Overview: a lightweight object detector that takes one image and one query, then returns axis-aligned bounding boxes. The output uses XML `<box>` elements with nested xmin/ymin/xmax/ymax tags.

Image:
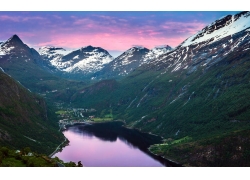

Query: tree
<box><xmin>22</xmin><ymin>147</ymin><xmax>31</xmax><ymax>155</ymax></box>
<box><xmin>77</xmin><ymin>161</ymin><xmax>83</xmax><ymax>167</ymax></box>
<box><xmin>0</xmin><ymin>152</ymin><xmax>3</xmax><ymax>164</ymax></box>
<box><xmin>0</xmin><ymin>147</ymin><xmax>9</xmax><ymax>157</ymax></box>
<box><xmin>65</xmin><ymin>161</ymin><xmax>76</xmax><ymax>167</ymax></box>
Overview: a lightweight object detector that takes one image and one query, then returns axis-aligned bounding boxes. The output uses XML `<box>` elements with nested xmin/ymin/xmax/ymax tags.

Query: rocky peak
<box><xmin>79</xmin><ymin>45</ymin><xmax>111</xmax><ymax>55</ymax></box>
<box><xmin>4</xmin><ymin>34</ymin><xmax>25</xmax><ymax>47</ymax></box>
<box><xmin>80</xmin><ymin>45</ymin><xmax>95</xmax><ymax>51</ymax></box>
<box><xmin>0</xmin><ymin>34</ymin><xmax>31</xmax><ymax>56</ymax></box>
<box><xmin>153</xmin><ymin>45</ymin><xmax>172</xmax><ymax>50</ymax></box>
<box><xmin>150</xmin><ymin>45</ymin><xmax>172</xmax><ymax>54</ymax></box>
<box><xmin>39</xmin><ymin>46</ymin><xmax>66</xmax><ymax>52</ymax></box>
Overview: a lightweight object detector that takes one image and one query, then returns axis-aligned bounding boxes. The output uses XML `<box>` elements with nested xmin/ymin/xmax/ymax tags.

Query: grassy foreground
<box><xmin>0</xmin><ymin>146</ymin><xmax>83</xmax><ymax>167</ymax></box>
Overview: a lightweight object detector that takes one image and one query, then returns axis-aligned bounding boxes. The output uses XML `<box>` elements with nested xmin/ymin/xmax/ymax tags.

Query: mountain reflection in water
<box><xmin>53</xmin><ymin>121</ymin><xmax>180</xmax><ymax>167</ymax></box>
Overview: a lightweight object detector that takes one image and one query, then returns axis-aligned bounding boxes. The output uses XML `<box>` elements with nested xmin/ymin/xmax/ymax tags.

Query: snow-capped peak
<box><xmin>131</xmin><ymin>45</ymin><xmax>146</xmax><ymax>49</ymax></box>
<box><xmin>119</xmin><ymin>46</ymin><xmax>148</xmax><ymax>56</ymax></box>
<box><xmin>141</xmin><ymin>45</ymin><xmax>173</xmax><ymax>64</ymax></box>
<box><xmin>80</xmin><ymin>45</ymin><xmax>96</xmax><ymax>51</ymax></box>
<box><xmin>0</xmin><ymin>34</ymin><xmax>27</xmax><ymax>55</ymax></box>
<box><xmin>42</xmin><ymin>45</ymin><xmax>114</xmax><ymax>74</ymax></box>
<box><xmin>38</xmin><ymin>46</ymin><xmax>72</xmax><ymax>56</ymax></box>
<box><xmin>180</xmin><ymin>11</ymin><xmax>250</xmax><ymax>47</ymax></box>
<box><xmin>117</xmin><ymin>46</ymin><xmax>149</xmax><ymax>61</ymax></box>
<box><xmin>151</xmin><ymin>45</ymin><xmax>172</xmax><ymax>54</ymax></box>
<box><xmin>153</xmin><ymin>45</ymin><xmax>172</xmax><ymax>49</ymax></box>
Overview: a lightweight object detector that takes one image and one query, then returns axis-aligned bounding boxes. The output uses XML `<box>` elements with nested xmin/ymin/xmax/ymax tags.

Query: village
<box><xmin>56</xmin><ymin>107</ymin><xmax>96</xmax><ymax>130</ymax></box>
<box><xmin>55</xmin><ymin>106</ymin><xmax>113</xmax><ymax>131</ymax></box>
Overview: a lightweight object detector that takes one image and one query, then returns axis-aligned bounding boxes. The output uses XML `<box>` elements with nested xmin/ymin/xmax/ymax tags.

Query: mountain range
<box><xmin>32</xmin><ymin>43</ymin><xmax>171</xmax><ymax>80</ymax></box>
<box><xmin>1</xmin><ymin>11</ymin><xmax>250</xmax><ymax>166</ymax></box>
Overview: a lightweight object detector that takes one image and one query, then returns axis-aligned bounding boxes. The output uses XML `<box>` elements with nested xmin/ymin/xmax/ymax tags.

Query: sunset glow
<box><xmin>0</xmin><ymin>11</ymin><xmax>239</xmax><ymax>57</ymax></box>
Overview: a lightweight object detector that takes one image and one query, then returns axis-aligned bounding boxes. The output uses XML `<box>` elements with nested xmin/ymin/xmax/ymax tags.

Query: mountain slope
<box><xmin>143</xmin><ymin>19</ymin><xmax>250</xmax><ymax>76</ymax></box>
<box><xmin>93</xmin><ymin>45</ymin><xmax>172</xmax><ymax>79</ymax></box>
<box><xmin>0</xmin><ymin>69</ymin><xmax>64</xmax><ymax>155</ymax></box>
<box><xmin>37</xmin><ymin>46</ymin><xmax>72</xmax><ymax>73</ymax></box>
<box><xmin>98</xmin><ymin>46</ymin><xmax>149</xmax><ymax>78</ymax></box>
<box><xmin>0</xmin><ymin>35</ymin><xmax>60</xmax><ymax>92</ymax></box>
<box><xmin>142</xmin><ymin>45</ymin><xmax>172</xmax><ymax>63</ymax></box>
<box><xmin>93</xmin><ymin>46</ymin><xmax>172</xmax><ymax>80</ymax></box>
<box><xmin>180</xmin><ymin>11</ymin><xmax>250</xmax><ymax>47</ymax></box>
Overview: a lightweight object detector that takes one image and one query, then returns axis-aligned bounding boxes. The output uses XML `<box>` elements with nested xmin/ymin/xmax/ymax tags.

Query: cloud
<box><xmin>73</xmin><ymin>18</ymin><xmax>92</xmax><ymax>25</ymax></box>
<box><xmin>0</xmin><ymin>15</ymin><xmax>20</xmax><ymax>22</ymax></box>
<box><xmin>0</xmin><ymin>15</ymin><xmax>46</xmax><ymax>22</ymax></box>
<box><xmin>53</xmin><ymin>15</ymin><xmax>62</xmax><ymax>19</ymax></box>
<box><xmin>161</xmin><ymin>21</ymin><xmax>206</xmax><ymax>35</ymax></box>
<box><xmin>118</xmin><ymin>19</ymin><xmax>128</xmax><ymax>22</ymax></box>
<box><xmin>95</xmin><ymin>15</ymin><xmax>114</xmax><ymax>20</ymax></box>
<box><xmin>0</xmin><ymin>12</ymin><xmax>216</xmax><ymax>53</ymax></box>
<box><xmin>22</xmin><ymin>16</ymin><xmax>45</xmax><ymax>21</ymax></box>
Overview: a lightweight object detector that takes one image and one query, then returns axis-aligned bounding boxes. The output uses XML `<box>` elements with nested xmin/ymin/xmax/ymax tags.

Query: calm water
<box><xmin>53</xmin><ymin>122</ymin><xmax>178</xmax><ymax>167</ymax></box>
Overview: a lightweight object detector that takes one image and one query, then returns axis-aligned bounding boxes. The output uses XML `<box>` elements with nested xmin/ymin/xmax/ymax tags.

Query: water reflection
<box><xmin>54</xmin><ymin>121</ymin><xmax>180</xmax><ymax>167</ymax></box>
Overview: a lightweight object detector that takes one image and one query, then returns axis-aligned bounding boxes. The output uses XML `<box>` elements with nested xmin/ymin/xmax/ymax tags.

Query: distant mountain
<box><xmin>142</xmin><ymin>45</ymin><xmax>172</xmax><ymax>64</ymax></box>
<box><xmin>93</xmin><ymin>46</ymin><xmax>149</xmax><ymax>79</ymax></box>
<box><xmin>37</xmin><ymin>45</ymin><xmax>172</xmax><ymax>81</ymax></box>
<box><xmin>0</xmin><ymin>69</ymin><xmax>64</xmax><ymax>154</ymax></box>
<box><xmin>92</xmin><ymin>45</ymin><xmax>172</xmax><ymax>80</ymax></box>
<box><xmin>0</xmin><ymin>34</ymin><xmax>46</xmax><ymax>78</ymax></box>
<box><xmin>37</xmin><ymin>45</ymin><xmax>113</xmax><ymax>80</ymax></box>
<box><xmin>38</xmin><ymin>46</ymin><xmax>71</xmax><ymax>60</ymax></box>
<box><xmin>0</xmin><ymin>35</ymin><xmax>33</xmax><ymax>58</ymax></box>
<box><xmin>37</xmin><ymin>46</ymin><xmax>72</xmax><ymax>72</ymax></box>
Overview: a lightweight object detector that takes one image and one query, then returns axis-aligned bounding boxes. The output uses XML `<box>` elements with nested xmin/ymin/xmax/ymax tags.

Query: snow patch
<box><xmin>181</xmin><ymin>12</ymin><xmax>250</xmax><ymax>47</ymax></box>
<box><xmin>0</xmin><ymin>67</ymin><xmax>4</xmax><ymax>72</ymax></box>
<box><xmin>126</xmin><ymin>97</ymin><xmax>137</xmax><ymax>109</ymax></box>
<box><xmin>73</xmin><ymin>55</ymin><xmax>79</xmax><ymax>59</ymax></box>
<box><xmin>47</xmin><ymin>46</ymin><xmax>113</xmax><ymax>73</ymax></box>
<box><xmin>137</xmin><ymin>94</ymin><xmax>147</xmax><ymax>108</ymax></box>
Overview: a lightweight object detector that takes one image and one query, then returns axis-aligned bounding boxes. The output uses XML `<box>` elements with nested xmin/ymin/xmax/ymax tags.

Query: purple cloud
<box><xmin>0</xmin><ymin>11</ymin><xmax>241</xmax><ymax>52</ymax></box>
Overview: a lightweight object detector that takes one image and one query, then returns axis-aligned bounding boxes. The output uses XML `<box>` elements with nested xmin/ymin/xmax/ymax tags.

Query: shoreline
<box><xmin>118</xmin><ymin>119</ymin><xmax>182</xmax><ymax>166</ymax></box>
<box><xmin>49</xmin><ymin>137</ymin><xmax>68</xmax><ymax>158</ymax></box>
<box><xmin>147</xmin><ymin>147</ymin><xmax>182</xmax><ymax>167</ymax></box>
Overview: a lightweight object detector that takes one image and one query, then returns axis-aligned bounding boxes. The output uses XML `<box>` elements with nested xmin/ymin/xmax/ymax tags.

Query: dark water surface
<box><xmin>53</xmin><ymin>121</ymin><xmax>179</xmax><ymax>167</ymax></box>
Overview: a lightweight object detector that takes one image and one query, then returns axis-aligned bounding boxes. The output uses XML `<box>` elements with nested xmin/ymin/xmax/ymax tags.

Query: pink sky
<box><xmin>0</xmin><ymin>11</ymin><xmax>240</xmax><ymax>57</ymax></box>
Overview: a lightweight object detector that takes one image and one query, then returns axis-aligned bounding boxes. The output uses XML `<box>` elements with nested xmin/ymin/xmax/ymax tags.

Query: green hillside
<box><xmin>0</xmin><ymin>70</ymin><xmax>64</xmax><ymax>155</ymax></box>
